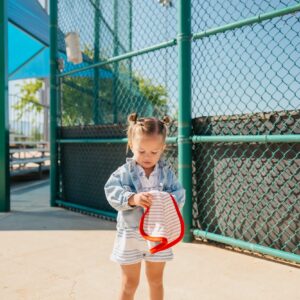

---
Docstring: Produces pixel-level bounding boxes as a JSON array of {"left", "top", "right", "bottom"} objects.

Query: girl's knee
[
  {"left": 122, "top": 277, "right": 140, "bottom": 293},
  {"left": 146, "top": 271, "right": 163, "bottom": 287},
  {"left": 146, "top": 266, "right": 165, "bottom": 288},
  {"left": 148, "top": 279, "right": 163, "bottom": 289},
  {"left": 146, "top": 272, "right": 163, "bottom": 285}
]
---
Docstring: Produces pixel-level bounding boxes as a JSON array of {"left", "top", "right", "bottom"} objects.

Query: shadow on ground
[{"left": 0, "top": 177, "right": 116, "bottom": 231}]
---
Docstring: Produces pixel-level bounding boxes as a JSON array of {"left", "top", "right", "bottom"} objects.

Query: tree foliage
[{"left": 12, "top": 80, "right": 44, "bottom": 120}]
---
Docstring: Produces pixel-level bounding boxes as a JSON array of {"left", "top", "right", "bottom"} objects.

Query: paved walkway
[{"left": 0, "top": 180, "right": 299, "bottom": 300}]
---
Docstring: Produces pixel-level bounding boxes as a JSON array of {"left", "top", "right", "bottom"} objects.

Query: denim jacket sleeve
[
  {"left": 104, "top": 168, "right": 136, "bottom": 211},
  {"left": 168, "top": 167, "right": 186, "bottom": 211}
]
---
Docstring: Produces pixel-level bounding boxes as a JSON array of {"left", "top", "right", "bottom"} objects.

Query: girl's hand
[{"left": 129, "top": 192, "right": 153, "bottom": 209}]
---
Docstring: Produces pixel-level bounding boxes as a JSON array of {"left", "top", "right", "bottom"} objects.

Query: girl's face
[{"left": 131, "top": 133, "right": 166, "bottom": 171}]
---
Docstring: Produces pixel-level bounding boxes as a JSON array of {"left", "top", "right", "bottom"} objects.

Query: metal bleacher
[{"left": 10, "top": 134, "right": 50, "bottom": 177}]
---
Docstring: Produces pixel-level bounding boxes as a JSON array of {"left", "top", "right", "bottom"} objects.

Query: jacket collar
[
  {"left": 126, "top": 156, "right": 168, "bottom": 172},
  {"left": 126, "top": 156, "right": 169, "bottom": 191}
]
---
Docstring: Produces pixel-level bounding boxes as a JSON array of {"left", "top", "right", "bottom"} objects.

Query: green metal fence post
[
  {"left": 178, "top": 0, "right": 193, "bottom": 242},
  {"left": 50, "top": 0, "right": 58, "bottom": 207},
  {"left": 113, "top": 0, "right": 119, "bottom": 123},
  {"left": 93, "top": 0, "right": 100, "bottom": 124},
  {"left": 0, "top": 0, "right": 9, "bottom": 212},
  {"left": 129, "top": 0, "right": 132, "bottom": 95}
]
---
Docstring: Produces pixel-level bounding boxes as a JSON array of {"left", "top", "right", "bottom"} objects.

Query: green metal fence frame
[
  {"left": 178, "top": 0, "right": 193, "bottom": 243},
  {"left": 45, "top": 0, "right": 300, "bottom": 264},
  {"left": 192, "top": 3, "right": 300, "bottom": 264},
  {"left": 0, "top": 0, "right": 9, "bottom": 212},
  {"left": 50, "top": 0, "right": 58, "bottom": 208}
]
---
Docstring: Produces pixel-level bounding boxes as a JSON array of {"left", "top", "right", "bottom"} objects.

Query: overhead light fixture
[
  {"left": 64, "top": 32, "right": 83, "bottom": 64},
  {"left": 158, "top": 0, "right": 172, "bottom": 7}
]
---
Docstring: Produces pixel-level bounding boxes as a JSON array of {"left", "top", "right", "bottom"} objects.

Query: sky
[{"left": 9, "top": 0, "right": 48, "bottom": 96}]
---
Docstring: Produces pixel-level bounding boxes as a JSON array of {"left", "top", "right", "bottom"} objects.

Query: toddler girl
[{"left": 104, "top": 112, "right": 185, "bottom": 300}]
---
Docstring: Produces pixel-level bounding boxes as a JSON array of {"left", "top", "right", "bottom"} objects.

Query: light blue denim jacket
[{"left": 104, "top": 157, "right": 185, "bottom": 229}]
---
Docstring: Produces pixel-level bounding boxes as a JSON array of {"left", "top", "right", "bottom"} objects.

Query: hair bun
[
  {"left": 128, "top": 112, "right": 138, "bottom": 124},
  {"left": 162, "top": 115, "right": 171, "bottom": 126}
]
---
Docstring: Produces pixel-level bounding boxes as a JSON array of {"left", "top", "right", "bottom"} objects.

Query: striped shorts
[{"left": 110, "top": 228, "right": 174, "bottom": 265}]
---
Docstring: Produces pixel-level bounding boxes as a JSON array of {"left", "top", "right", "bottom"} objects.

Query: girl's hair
[{"left": 126, "top": 112, "right": 171, "bottom": 154}]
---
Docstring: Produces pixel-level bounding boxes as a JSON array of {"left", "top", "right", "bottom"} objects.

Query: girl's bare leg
[
  {"left": 145, "top": 261, "right": 166, "bottom": 300},
  {"left": 119, "top": 262, "right": 141, "bottom": 300}
]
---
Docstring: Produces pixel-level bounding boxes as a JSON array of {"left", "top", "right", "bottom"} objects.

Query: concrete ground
[{"left": 0, "top": 179, "right": 299, "bottom": 300}]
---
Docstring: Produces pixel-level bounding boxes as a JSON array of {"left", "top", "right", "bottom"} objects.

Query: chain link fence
[
  {"left": 53, "top": 0, "right": 299, "bottom": 262},
  {"left": 55, "top": 0, "right": 178, "bottom": 220},
  {"left": 191, "top": 1, "right": 300, "bottom": 260}
]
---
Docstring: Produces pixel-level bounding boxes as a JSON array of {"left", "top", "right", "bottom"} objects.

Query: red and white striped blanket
[{"left": 139, "top": 190, "right": 185, "bottom": 254}]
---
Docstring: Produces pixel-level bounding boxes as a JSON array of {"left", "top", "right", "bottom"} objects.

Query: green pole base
[{"left": 182, "top": 232, "right": 193, "bottom": 243}]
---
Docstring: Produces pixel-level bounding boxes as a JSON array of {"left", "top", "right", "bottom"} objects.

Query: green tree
[
  {"left": 131, "top": 75, "right": 168, "bottom": 118},
  {"left": 61, "top": 45, "right": 170, "bottom": 125},
  {"left": 12, "top": 80, "right": 44, "bottom": 120},
  {"left": 31, "top": 127, "right": 43, "bottom": 141}
]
